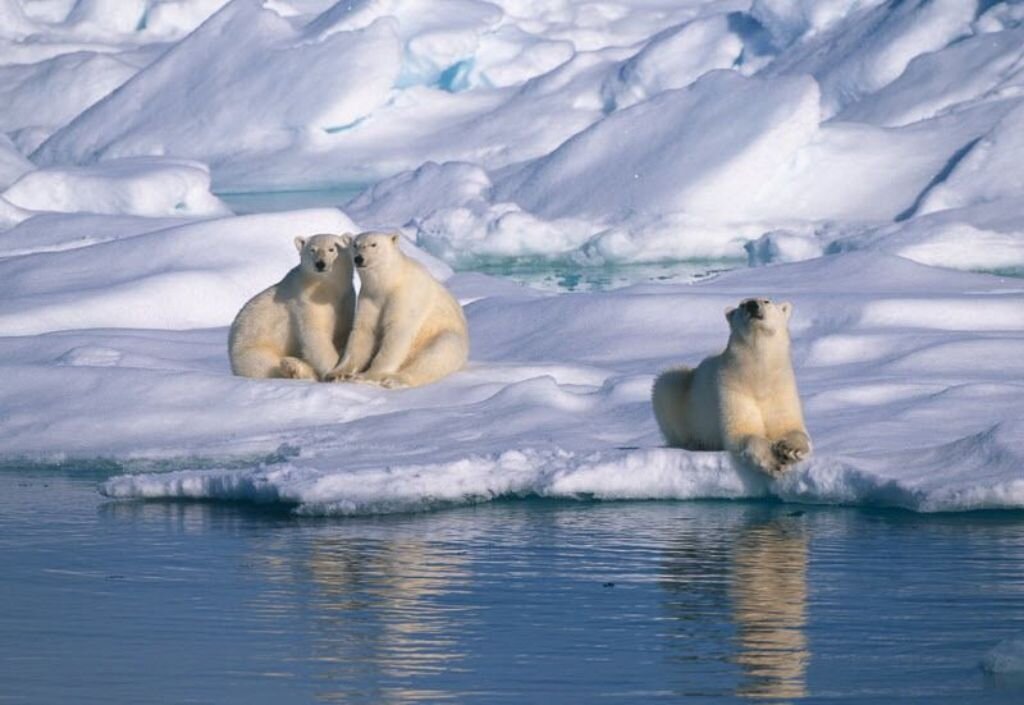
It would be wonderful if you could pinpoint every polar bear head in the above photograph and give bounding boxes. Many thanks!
[294,233,352,276]
[351,231,402,273]
[726,297,792,342]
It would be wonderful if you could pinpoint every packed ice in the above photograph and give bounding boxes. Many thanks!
[1,0,1023,515]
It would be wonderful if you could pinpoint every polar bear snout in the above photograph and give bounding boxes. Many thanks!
[742,299,765,319]
[354,254,365,267]
[315,259,327,272]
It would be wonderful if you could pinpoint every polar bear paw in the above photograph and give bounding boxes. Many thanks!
[347,372,409,389]
[772,434,811,468]
[280,357,317,380]
[324,366,357,383]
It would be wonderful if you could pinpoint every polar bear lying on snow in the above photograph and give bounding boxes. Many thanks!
[325,232,469,389]
[229,234,355,380]
[652,297,811,476]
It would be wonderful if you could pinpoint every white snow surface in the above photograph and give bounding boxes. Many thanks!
[2,158,230,217]
[2,0,1024,515]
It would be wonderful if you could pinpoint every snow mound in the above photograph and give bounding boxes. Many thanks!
[34,1,402,173]
[0,50,139,149]
[1,158,230,217]
[501,71,822,223]
[0,135,33,190]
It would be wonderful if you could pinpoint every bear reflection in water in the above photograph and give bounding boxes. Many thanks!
[731,521,809,700]
[661,512,809,700]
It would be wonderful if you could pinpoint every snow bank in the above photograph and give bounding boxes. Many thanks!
[502,71,822,222]
[0,208,356,335]
[0,50,139,148]
[1,158,230,217]
[35,0,403,172]
[1,205,1021,516]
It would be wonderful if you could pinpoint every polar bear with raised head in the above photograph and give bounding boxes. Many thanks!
[652,297,811,476]
[229,233,355,380]
[325,232,469,388]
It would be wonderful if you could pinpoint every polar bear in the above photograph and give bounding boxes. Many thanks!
[652,297,811,476]
[229,233,355,380]
[324,232,469,388]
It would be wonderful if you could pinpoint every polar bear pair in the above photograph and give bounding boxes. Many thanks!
[228,232,468,389]
[652,298,812,476]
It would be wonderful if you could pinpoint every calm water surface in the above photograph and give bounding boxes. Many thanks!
[2,468,1023,704]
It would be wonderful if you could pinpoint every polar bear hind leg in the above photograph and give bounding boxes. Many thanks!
[280,356,318,380]
[382,331,469,388]
[231,346,288,379]
[652,367,695,447]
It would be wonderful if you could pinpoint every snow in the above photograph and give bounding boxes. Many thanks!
[2,0,1024,516]
[1,158,230,217]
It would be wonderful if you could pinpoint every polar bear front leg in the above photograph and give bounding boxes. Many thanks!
[772,430,812,467]
[325,302,378,382]
[721,393,781,476]
[298,306,342,379]
[356,325,417,385]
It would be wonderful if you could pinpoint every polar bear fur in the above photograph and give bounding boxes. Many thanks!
[229,233,355,380]
[652,297,811,476]
[325,232,468,388]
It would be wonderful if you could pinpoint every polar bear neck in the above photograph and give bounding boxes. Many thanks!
[724,327,793,376]
[295,263,353,299]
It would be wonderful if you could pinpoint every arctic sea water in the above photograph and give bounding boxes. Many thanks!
[3,468,1024,704]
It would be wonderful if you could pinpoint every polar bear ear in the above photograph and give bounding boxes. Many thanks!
[780,301,793,319]
[338,233,353,247]
[294,236,306,252]
[390,232,401,244]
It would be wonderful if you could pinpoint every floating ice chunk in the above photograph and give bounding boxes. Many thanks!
[2,158,230,217]
[99,423,1024,515]
[983,637,1024,674]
